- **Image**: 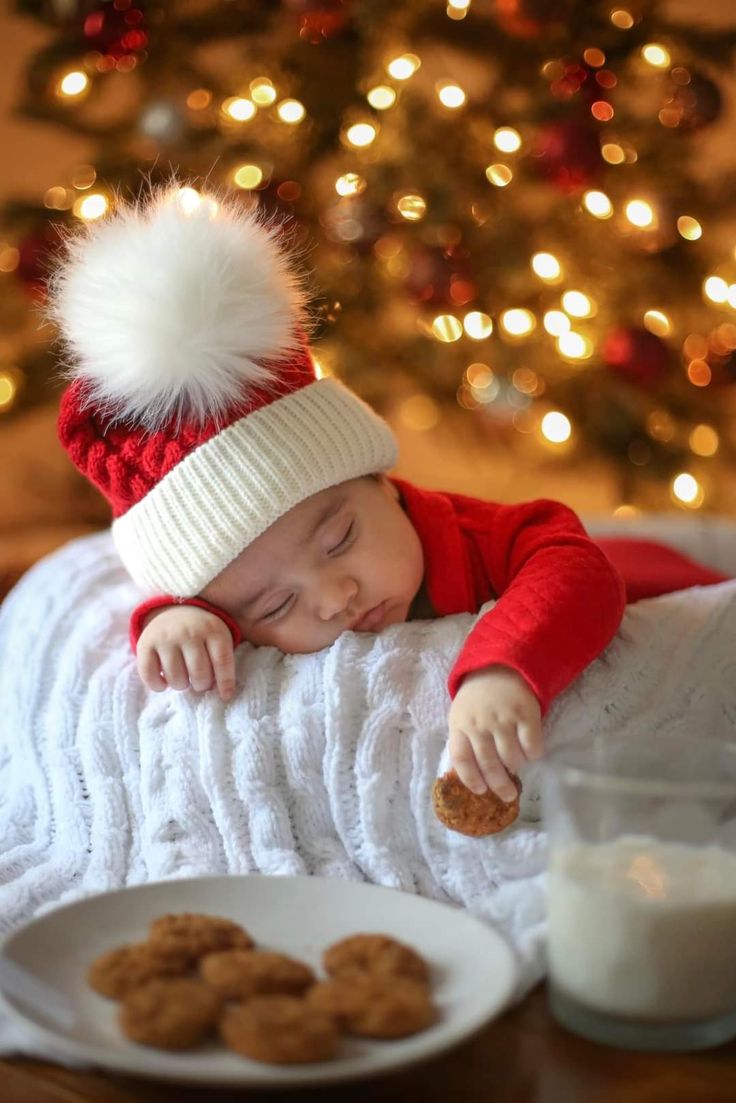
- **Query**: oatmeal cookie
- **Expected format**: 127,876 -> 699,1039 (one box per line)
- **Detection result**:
200,949 -> 315,1000
307,975 -> 437,1038
432,769 -> 521,836
148,912 -> 252,960
220,996 -> 339,1064
323,933 -> 429,984
87,942 -> 191,1000
118,978 -> 220,1049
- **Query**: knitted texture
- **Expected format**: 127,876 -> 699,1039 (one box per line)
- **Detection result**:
56,356 -> 315,517
110,378 -> 398,595
1,531 -> 735,1056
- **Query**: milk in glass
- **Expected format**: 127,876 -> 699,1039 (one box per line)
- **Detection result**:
547,835 -> 736,1021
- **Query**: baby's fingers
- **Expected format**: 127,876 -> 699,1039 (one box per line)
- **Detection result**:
468,731 -> 518,802
158,645 -> 191,692
449,729 -> 490,796
137,646 -> 167,693
181,640 -> 215,693
518,717 -> 544,761
206,635 -> 236,701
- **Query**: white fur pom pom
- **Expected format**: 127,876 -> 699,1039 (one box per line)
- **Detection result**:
46,183 -> 309,431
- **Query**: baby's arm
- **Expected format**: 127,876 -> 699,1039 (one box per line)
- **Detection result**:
136,605 -> 236,700
445,497 -> 626,799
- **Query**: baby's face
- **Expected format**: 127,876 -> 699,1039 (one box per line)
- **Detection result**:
200,475 -> 425,654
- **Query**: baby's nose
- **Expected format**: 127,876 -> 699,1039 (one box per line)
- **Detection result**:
316,576 -> 359,621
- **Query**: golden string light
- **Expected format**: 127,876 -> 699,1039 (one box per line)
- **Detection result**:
601,143 -> 626,165
583,190 -> 613,218
643,310 -> 672,337
611,9 -> 635,30
335,173 -> 366,196
396,194 -> 426,220
641,43 -> 671,68
73,193 -> 108,220
277,99 -> 306,124
625,199 -> 655,228
690,424 -> 719,456
57,71 -> 88,98
233,165 -> 264,189
436,82 -> 466,109
344,121 -> 377,147
703,276 -> 728,304
250,78 -> 277,105
543,310 -> 570,336
493,127 -> 522,153
677,216 -> 702,241
432,314 -> 463,342
671,472 -> 704,508
500,309 -> 536,336
485,164 -> 513,187
0,369 -> 19,412
223,96 -> 256,121
541,411 -> 572,443
531,252 -> 562,281
367,85 -> 396,110
463,311 -> 493,339
557,331 -> 593,360
562,290 -> 595,317
387,54 -> 421,80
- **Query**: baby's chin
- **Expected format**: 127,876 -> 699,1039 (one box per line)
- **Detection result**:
377,601 -> 411,631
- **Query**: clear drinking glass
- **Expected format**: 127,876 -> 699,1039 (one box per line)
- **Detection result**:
542,734 -> 736,1051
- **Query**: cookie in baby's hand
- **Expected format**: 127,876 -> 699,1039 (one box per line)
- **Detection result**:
432,770 -> 521,836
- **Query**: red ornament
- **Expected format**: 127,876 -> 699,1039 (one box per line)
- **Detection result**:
533,118 -> 601,193
601,328 -> 670,389
83,2 -> 147,60
284,0 -> 350,42
495,0 -> 570,38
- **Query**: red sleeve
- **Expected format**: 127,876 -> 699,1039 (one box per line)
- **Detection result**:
129,596 -> 244,653
447,499 -> 626,713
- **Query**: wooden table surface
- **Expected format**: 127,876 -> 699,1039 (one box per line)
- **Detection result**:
4,983 -> 736,1103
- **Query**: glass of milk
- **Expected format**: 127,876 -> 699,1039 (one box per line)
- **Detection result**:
542,734 -> 736,1051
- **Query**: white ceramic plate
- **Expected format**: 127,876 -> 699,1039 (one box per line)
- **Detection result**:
0,875 -> 518,1088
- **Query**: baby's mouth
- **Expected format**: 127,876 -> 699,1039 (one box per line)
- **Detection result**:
350,600 -> 389,632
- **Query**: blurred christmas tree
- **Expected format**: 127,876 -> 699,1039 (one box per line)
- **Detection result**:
2,0 -> 736,512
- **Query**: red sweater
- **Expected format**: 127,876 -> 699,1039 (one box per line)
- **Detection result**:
130,478 -> 729,714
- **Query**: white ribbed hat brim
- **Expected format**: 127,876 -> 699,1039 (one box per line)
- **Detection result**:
111,377 -> 398,596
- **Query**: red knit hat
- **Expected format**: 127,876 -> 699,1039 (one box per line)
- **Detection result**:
49,183 -> 397,597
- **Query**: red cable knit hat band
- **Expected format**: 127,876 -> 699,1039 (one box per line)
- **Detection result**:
50,182 -> 398,596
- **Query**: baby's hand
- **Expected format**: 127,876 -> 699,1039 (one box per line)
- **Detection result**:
447,666 -> 543,801
136,606 -> 236,701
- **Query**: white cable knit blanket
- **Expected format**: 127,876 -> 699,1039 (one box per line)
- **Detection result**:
1,530 -> 735,1055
